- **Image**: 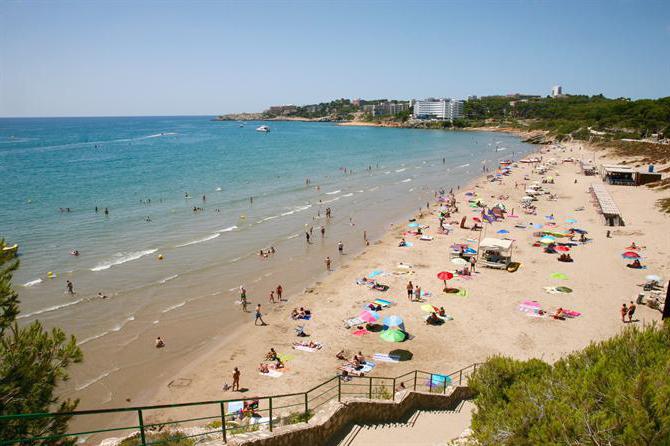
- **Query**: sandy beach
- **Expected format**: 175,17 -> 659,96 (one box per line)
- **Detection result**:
138,138 -> 668,429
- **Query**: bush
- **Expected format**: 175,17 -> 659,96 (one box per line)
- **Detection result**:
119,431 -> 194,446
468,323 -> 670,445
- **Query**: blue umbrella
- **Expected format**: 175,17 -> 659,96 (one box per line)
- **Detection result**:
497,229 -> 509,234
408,222 -> 419,228
533,223 -> 544,229
464,247 -> 477,254
383,315 -> 404,327
566,218 -> 577,223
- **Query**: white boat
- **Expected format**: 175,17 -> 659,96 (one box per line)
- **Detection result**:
256,125 -> 270,133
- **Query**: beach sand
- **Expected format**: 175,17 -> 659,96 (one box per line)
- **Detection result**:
134,140 -> 667,430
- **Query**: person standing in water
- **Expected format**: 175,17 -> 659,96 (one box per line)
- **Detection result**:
338,241 -> 343,254
66,280 -> 74,295
325,256 -> 332,271
276,285 -> 283,301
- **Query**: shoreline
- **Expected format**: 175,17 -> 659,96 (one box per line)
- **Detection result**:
144,137 -> 667,415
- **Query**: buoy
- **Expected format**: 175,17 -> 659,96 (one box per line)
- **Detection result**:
47,272 -> 55,278
158,255 -> 164,260
240,215 -> 246,219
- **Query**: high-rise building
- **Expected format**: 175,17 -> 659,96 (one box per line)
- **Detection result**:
412,98 -> 464,121
551,85 -> 563,97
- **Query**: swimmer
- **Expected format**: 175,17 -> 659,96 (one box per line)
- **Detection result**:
155,337 -> 165,348
98,292 -> 108,299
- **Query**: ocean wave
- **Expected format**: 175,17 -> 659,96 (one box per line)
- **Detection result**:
162,301 -> 186,313
141,132 -> 177,139
75,367 -> 120,391
281,210 -> 295,216
294,205 -> 312,212
287,233 -> 299,240
395,168 -> 406,173
77,316 -> 135,346
496,147 -> 508,151
369,186 -> 380,192
401,178 -> 412,183
342,193 -> 354,197
158,274 -> 178,284
455,163 -> 470,168
218,225 -> 238,233
18,298 -> 84,319
257,215 -> 279,223
23,278 -> 43,287
230,256 -> 242,262
322,196 -> 340,204
325,190 -> 341,195
90,249 -> 157,271
176,233 -> 220,248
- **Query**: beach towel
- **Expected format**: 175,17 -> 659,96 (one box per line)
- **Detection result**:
419,235 -> 434,241
368,270 -> 384,278
278,354 -> 294,363
352,329 -> 369,336
456,288 -> 468,297
356,279 -> 374,286
259,369 -> 283,378
373,353 -> 401,363
344,317 -> 364,328
562,309 -> 581,318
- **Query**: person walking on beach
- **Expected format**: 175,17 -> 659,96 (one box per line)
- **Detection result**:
470,256 -> 477,273
240,291 -> 248,312
276,285 -> 283,301
321,226 -> 325,237
305,231 -> 311,244
269,290 -> 275,303
414,284 -> 422,301
66,280 -> 74,295
232,367 -> 240,391
627,301 -> 636,322
255,304 -> 266,326
620,303 -> 628,323
325,256 -> 332,271
338,241 -> 344,254
406,281 -> 414,301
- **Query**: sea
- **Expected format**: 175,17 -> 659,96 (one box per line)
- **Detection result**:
0,116 -> 533,408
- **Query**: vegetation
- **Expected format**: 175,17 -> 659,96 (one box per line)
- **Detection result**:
0,239 -> 83,445
464,95 -> 670,140
468,323 -> 670,445
118,431 -> 195,446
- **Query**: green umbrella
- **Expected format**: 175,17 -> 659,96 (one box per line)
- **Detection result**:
551,273 -> 568,280
380,329 -> 406,343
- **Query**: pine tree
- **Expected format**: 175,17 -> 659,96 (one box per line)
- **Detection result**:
0,239 -> 83,445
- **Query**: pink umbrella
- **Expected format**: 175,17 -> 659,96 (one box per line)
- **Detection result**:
622,251 -> 640,259
359,310 -> 379,323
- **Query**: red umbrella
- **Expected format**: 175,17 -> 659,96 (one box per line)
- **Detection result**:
472,217 -> 482,222
622,251 -> 640,259
556,246 -> 570,252
437,271 -> 454,281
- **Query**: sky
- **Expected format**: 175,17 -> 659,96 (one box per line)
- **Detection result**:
1,0 -> 669,117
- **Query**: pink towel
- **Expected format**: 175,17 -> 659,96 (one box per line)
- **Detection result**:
352,329 -> 370,336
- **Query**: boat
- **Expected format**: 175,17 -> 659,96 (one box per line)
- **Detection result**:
2,244 -> 19,255
256,125 -> 270,133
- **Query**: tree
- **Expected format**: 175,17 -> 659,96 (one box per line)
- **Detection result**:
0,239 -> 83,445
468,323 -> 670,445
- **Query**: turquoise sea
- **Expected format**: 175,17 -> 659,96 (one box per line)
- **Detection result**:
0,116 -> 533,407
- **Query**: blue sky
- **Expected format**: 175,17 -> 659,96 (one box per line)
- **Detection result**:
1,0 -> 668,117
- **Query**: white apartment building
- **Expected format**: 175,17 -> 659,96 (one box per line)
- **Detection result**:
412,98 -> 464,121
551,85 -> 563,97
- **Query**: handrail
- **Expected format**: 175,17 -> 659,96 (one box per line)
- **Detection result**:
0,363 -> 481,445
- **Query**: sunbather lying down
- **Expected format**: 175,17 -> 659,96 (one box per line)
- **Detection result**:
293,340 -> 321,349
372,283 -> 389,291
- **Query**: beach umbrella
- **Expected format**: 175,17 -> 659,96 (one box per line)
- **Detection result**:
383,315 -> 404,327
380,329 -> 406,343
555,246 -> 570,252
464,247 -> 477,254
646,274 -> 662,282
532,223 -> 544,229
388,349 -> 413,361
472,217 -> 481,222
421,304 -> 439,313
571,228 -> 588,234
496,229 -> 509,234
437,271 -> 454,281
551,272 -> 568,280
359,310 -> 379,323
408,222 -> 419,228
451,258 -> 469,266
622,251 -> 640,259
540,236 -> 555,245
566,218 -> 577,223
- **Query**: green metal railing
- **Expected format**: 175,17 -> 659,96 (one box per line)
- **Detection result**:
0,363 -> 480,446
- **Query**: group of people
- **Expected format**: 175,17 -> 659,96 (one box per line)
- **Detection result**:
620,301 -> 637,323
290,307 -> 311,320
406,281 -> 423,301
258,246 -> 276,258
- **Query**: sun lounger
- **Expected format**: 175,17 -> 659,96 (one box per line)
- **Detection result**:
419,235 -> 434,241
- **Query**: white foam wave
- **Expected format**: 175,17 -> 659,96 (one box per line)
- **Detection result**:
401,178 -> 412,183
326,190 -> 341,195
76,367 -> 120,391
497,147 -> 508,152
456,163 -> 470,168
23,278 -> 43,287
159,274 -> 178,284
162,301 -> 186,313
176,233 -> 220,248
369,186 -> 380,192
230,256 -> 242,262
77,316 -> 135,346
322,197 -> 340,204
259,215 -> 279,223
342,193 -> 354,197
90,249 -> 157,271
281,210 -> 295,216
141,132 -> 177,139
294,205 -> 312,212
18,298 -> 84,319
287,233 -> 299,240
395,168 -> 407,173
218,225 -> 238,233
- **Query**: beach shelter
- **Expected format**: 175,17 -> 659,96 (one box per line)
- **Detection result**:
479,238 -> 514,269
380,329 -> 406,343
646,275 -> 662,282
383,315 -> 404,327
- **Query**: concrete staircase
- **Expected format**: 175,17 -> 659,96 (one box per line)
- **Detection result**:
329,400 -> 474,446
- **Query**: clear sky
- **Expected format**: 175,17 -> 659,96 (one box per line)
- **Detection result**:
1,0 -> 668,117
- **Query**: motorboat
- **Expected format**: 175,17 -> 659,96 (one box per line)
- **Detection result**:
256,125 -> 270,133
